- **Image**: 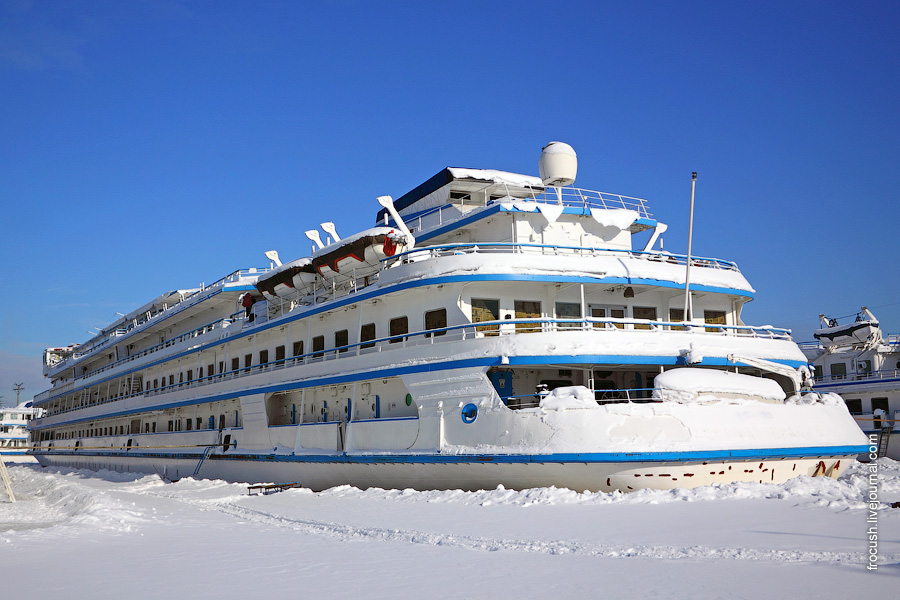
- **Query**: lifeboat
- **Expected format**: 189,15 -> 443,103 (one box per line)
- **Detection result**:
311,227 -> 411,284
814,308 -> 881,347
255,258 -> 317,300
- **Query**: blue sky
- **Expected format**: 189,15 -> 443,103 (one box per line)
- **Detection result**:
1,0 -> 898,402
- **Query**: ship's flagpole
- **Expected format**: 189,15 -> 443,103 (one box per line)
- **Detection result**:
682,172 -> 697,324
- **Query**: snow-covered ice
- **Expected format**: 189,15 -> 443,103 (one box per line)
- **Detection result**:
1,460 -> 897,598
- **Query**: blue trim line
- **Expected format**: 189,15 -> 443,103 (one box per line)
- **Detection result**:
33,444 -> 870,464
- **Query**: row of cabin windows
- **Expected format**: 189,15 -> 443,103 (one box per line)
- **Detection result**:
472,299 -> 726,332
844,397 -> 890,418
141,310 -> 449,389
819,360 -> 900,381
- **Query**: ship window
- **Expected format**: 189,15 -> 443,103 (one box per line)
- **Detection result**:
389,317 -> 408,343
312,335 -> 325,357
169,375 -> 174,386
168,420 -> 174,432
186,369 -> 193,382
830,363 -> 846,380
275,346 -> 285,363
515,300 -> 541,333
669,308 -> 685,331
704,310 -> 727,332
873,398 -> 889,428
196,417 -> 202,430
633,306 -> 656,330
472,298 -> 500,336
591,306 -> 625,329
199,367 -> 204,378
814,365 -> 823,380
207,364 -> 215,378
231,357 -> 240,372
153,379 -> 158,389
360,323 -> 376,349
219,361 -> 224,374
186,419 -> 192,431
293,341 -> 304,358
244,354 -> 252,372
179,372 -> 184,384
259,349 -> 269,366
425,309 -> 447,337
845,399 -> 862,414
555,302 -> 581,329
335,329 -> 349,353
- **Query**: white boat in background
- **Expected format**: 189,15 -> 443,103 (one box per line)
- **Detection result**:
802,307 -> 899,459
28,142 -> 868,491
1,401 -> 40,463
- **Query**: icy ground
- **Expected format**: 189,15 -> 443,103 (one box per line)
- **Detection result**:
1,461 -> 898,599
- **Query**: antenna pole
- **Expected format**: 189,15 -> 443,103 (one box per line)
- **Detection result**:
682,172 -> 697,324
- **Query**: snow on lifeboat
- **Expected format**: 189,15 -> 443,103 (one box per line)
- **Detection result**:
255,258 -> 317,301
814,307 -> 882,347
311,227 -> 411,284
310,195 -> 415,285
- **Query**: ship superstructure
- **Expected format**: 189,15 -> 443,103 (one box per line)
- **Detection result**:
29,143 -> 867,491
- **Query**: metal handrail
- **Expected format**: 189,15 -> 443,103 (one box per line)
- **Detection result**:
35,317 -> 795,419
386,242 -> 741,272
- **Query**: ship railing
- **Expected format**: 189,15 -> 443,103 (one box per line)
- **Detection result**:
386,242 -> 741,272
813,368 -> 900,384
35,317 -> 794,418
852,411 -> 900,432
52,310 -> 246,391
402,186 -> 653,234
47,268 -> 268,374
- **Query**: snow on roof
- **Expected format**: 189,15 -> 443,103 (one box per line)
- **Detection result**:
446,168 -> 543,189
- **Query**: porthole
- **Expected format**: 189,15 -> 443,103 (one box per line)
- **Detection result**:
461,403 -> 478,424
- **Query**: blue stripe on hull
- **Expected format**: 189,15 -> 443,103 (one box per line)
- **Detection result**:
32,444 -> 869,464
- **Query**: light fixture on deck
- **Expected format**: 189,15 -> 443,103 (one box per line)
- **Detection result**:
624,287 -> 635,298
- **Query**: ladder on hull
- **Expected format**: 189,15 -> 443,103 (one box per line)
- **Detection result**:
0,454 -> 16,503
192,431 -> 223,479
877,427 -> 892,458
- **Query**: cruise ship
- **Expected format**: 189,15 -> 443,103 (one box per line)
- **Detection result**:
28,143 -> 868,491
802,307 -> 899,459
1,401 -> 40,463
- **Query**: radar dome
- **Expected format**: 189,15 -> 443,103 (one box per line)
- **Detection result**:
539,141 -> 577,187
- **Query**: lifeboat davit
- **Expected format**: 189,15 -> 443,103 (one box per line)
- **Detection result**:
255,258 -> 317,300
311,227 -> 411,284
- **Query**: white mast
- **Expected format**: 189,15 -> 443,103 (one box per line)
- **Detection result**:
682,172 -> 697,323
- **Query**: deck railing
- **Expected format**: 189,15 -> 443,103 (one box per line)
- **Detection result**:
812,368 -> 900,384
401,185 -> 654,233
388,242 -> 741,272
36,317 -> 794,418
46,268 -> 268,373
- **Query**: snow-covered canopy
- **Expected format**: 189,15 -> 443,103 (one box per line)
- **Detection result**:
654,368 -> 786,402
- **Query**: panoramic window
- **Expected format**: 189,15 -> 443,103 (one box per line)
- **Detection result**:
633,306 -> 657,330
425,309 -> 447,337
472,298 -> 500,335
591,306 -> 625,329
704,310 -> 727,332
389,317 -> 408,343
830,363 -> 846,380
555,302 -> 581,329
360,323 -> 376,349
515,300 -> 541,333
